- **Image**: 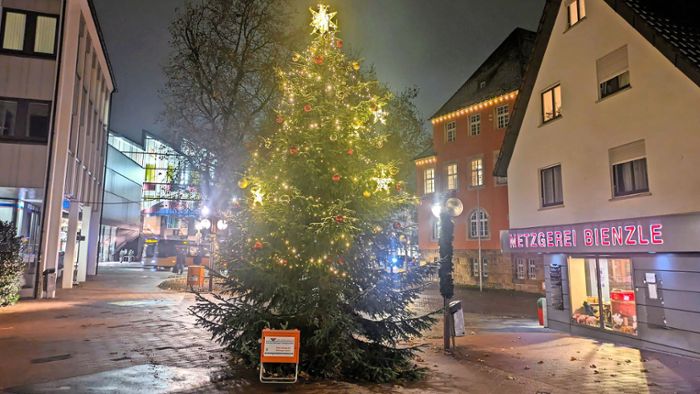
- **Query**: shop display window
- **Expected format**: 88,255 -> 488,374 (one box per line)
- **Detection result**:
568,257 -> 637,336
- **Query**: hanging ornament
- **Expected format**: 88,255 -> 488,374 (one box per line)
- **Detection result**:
304,104 -> 312,112
372,225 -> 382,234
395,182 -> 403,191
238,177 -> 250,189
332,174 -> 341,182
338,256 -> 345,265
280,258 -> 288,266
292,53 -> 301,62
275,115 -> 285,124
372,175 -> 393,192
352,61 -> 360,71
362,190 -> 371,198
336,39 -> 343,48
289,146 -> 299,156
346,148 -> 354,155
313,55 -> 324,65
371,107 -> 387,125
335,215 -> 345,223
393,222 -> 402,230
329,133 -> 338,141
253,240 -> 263,250
251,187 -> 265,206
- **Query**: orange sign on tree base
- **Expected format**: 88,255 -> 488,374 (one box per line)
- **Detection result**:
259,329 -> 301,383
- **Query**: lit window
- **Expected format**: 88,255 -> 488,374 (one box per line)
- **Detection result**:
541,85 -> 562,123
469,114 -> 480,136
468,209 -> 489,239
528,259 -> 537,280
446,164 -> 458,190
424,168 -> 435,194
34,16 -> 57,54
540,165 -> 563,207
2,12 -> 26,50
609,140 -> 648,197
0,10 -> 58,56
567,0 -> 586,27
445,121 -> 456,142
516,258 -> 525,280
496,105 -> 509,129
470,158 -> 483,187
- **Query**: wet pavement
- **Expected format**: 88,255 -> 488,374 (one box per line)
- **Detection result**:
1,263 -> 699,393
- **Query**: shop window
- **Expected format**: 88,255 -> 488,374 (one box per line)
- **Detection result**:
516,258 -> 525,280
540,165 -> 563,207
597,45 -> 629,99
568,257 -> 637,336
469,114 -> 480,136
541,84 -> 562,123
567,0 -> 586,27
528,259 -> 537,280
445,121 -> 456,142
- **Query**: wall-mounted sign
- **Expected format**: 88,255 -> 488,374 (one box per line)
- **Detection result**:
501,213 -> 700,254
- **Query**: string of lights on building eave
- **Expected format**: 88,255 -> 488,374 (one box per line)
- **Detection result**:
415,156 -> 436,166
430,90 -> 519,125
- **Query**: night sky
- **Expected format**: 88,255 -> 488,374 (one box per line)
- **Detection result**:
93,0 -> 544,142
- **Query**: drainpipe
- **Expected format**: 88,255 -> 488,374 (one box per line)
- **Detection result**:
34,0 -> 68,299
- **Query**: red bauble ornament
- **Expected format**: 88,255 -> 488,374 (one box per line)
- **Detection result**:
280,259 -> 288,265
346,148 -> 354,155
336,39 -> 343,48
303,104 -> 312,112
332,174 -> 341,182
335,215 -> 345,223
313,55 -> 324,65
393,222 -> 402,230
275,115 -> 284,124
253,241 -> 263,250
338,256 -> 345,265
395,182 -> 403,191
289,146 -> 299,156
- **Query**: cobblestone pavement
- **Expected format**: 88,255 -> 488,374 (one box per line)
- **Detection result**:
1,266 -> 698,393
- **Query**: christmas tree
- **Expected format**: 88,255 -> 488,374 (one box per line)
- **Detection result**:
191,4 -> 435,382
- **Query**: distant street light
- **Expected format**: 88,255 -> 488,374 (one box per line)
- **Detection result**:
201,205 -> 211,217
216,220 -> 228,231
200,218 -> 211,230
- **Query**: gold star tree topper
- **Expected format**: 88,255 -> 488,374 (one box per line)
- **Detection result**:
310,4 -> 337,35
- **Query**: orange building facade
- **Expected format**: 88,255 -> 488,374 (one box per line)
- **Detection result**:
415,28 -> 543,293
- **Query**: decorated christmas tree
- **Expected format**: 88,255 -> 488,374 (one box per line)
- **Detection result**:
191,4 -> 434,382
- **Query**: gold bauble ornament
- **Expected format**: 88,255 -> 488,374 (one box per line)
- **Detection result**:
363,190 -> 371,198
238,178 -> 250,189
352,61 -> 360,71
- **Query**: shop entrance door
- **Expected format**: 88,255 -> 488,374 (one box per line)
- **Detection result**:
568,256 -> 637,336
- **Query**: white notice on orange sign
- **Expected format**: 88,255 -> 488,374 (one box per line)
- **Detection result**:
263,336 -> 296,358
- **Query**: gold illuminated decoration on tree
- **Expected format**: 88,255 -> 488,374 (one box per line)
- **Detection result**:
309,4 -> 337,35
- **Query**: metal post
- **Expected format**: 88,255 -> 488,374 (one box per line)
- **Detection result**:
477,184 -> 482,292
208,232 -> 214,292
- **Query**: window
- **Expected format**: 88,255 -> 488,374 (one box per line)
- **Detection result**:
540,165 -> 563,207
0,98 -> 51,142
493,150 -> 507,185
528,259 -> 537,280
445,121 -> 456,142
516,258 -> 525,280
541,85 -> 562,123
432,220 -> 440,240
470,158 -> 484,187
1,9 -> 58,56
446,164 -> 458,190
600,71 -> 630,99
468,209 -> 489,239
597,46 -> 629,99
496,105 -> 509,128
567,0 -> 586,27
471,258 -> 488,278
469,114 -> 480,136
568,257 -> 637,336
424,168 -> 435,194
609,140 -> 648,197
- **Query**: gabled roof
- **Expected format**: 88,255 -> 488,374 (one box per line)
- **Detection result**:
413,146 -> 436,161
430,27 -> 536,120
494,0 -> 700,177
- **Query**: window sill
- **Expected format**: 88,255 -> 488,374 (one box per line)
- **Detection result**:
609,191 -> 651,201
468,237 -> 491,241
539,115 -> 563,128
539,203 -> 565,211
596,85 -> 632,103
467,185 -> 485,191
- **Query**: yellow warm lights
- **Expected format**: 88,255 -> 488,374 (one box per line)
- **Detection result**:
430,90 -> 518,124
415,156 -> 437,166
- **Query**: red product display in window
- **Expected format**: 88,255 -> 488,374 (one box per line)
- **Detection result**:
610,289 -> 636,317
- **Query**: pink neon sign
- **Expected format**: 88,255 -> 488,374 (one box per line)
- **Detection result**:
508,224 -> 663,250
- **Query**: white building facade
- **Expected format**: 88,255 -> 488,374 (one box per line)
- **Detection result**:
496,0 -> 700,356
0,0 -> 114,297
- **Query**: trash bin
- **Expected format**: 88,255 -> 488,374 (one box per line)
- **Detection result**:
43,268 -> 56,298
187,265 -> 205,290
537,297 -> 547,327
449,300 -> 465,337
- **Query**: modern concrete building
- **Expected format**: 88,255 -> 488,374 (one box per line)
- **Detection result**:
0,0 -> 114,297
99,132 -> 144,262
496,0 -> 700,356
416,28 -> 543,293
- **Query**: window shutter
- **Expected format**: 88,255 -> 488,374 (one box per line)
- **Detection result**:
609,139 -> 645,165
597,45 -> 628,83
